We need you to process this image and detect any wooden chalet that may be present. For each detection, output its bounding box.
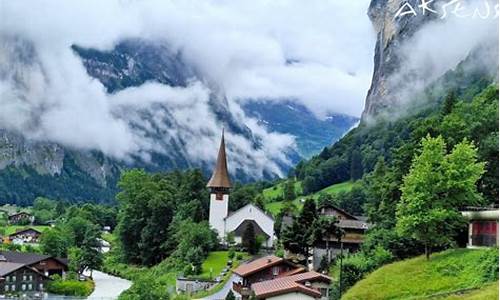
[233,255,304,299]
[7,212,33,225]
[8,228,42,245]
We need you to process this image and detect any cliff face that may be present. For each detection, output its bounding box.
[362,0,434,119]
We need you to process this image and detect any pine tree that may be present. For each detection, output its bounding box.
[242,223,257,254]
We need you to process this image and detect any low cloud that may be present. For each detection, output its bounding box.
[0,0,375,177]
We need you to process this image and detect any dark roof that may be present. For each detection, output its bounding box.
[234,255,297,277]
[207,129,232,188]
[8,211,32,217]
[252,271,332,299]
[338,219,370,230]
[0,262,25,276]
[0,251,53,266]
[9,228,42,237]
[318,204,359,220]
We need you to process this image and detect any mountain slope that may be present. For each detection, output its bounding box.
[242,101,358,158]
[343,248,498,300]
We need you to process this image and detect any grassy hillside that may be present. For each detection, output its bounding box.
[343,248,498,300]
[445,282,498,299]
[263,181,354,215]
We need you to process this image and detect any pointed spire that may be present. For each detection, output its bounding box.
[207,128,232,188]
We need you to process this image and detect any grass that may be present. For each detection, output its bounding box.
[264,181,354,216]
[342,248,498,300]
[444,282,499,299]
[192,252,250,299]
[199,251,232,280]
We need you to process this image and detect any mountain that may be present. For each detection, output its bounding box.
[242,100,358,158]
[0,37,357,204]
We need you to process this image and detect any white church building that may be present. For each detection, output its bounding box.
[207,131,275,248]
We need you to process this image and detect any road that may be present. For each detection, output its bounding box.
[86,270,132,299]
[199,274,237,300]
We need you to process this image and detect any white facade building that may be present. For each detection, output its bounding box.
[207,130,275,247]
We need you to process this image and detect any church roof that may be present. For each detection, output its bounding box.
[207,129,232,188]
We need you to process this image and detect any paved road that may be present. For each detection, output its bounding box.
[199,274,236,300]
[87,271,132,299]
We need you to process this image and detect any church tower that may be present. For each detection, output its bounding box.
[207,129,232,241]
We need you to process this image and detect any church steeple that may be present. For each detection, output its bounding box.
[207,129,232,189]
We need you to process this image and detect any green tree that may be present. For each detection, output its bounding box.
[396,135,485,259]
[242,223,258,255]
[40,227,72,257]
[349,149,363,180]
[225,290,236,300]
[283,180,296,201]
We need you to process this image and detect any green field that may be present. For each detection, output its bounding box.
[263,180,303,201]
[343,248,499,300]
[264,181,354,216]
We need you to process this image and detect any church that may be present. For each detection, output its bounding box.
[207,131,275,248]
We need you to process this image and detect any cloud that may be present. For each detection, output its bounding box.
[384,0,499,111]
[0,0,375,177]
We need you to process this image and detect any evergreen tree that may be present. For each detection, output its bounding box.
[442,90,456,115]
[242,223,258,255]
[226,290,236,300]
[349,149,363,180]
[283,180,296,201]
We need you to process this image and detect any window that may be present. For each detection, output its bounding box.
[22,284,26,291]
[23,275,27,281]
[29,275,33,281]
[272,266,280,276]
[28,283,32,290]
[11,285,15,291]
[12,276,16,282]
[4,285,9,292]
[320,288,328,297]
[39,283,44,290]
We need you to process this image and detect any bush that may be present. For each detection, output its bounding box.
[47,278,94,296]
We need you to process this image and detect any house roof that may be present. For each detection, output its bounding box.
[0,251,67,268]
[207,129,232,188]
[8,211,32,217]
[338,219,370,230]
[319,204,359,220]
[9,228,42,237]
[0,262,25,276]
[251,271,332,299]
[234,255,293,277]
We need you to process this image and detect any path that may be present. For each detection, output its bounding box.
[199,274,237,300]
[86,270,132,299]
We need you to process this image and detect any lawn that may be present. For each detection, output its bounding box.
[199,251,250,280]
[342,248,498,300]
[444,281,499,299]
[3,225,50,235]
[264,181,354,216]
[262,180,303,202]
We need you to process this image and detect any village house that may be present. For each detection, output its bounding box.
[461,206,499,248]
[208,130,275,247]
[8,228,42,245]
[312,204,370,270]
[0,251,68,297]
[232,255,305,299]
[7,212,34,225]
[251,271,332,300]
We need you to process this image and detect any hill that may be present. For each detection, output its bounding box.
[343,248,499,300]
[263,181,354,216]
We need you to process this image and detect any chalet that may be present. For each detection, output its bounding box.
[0,251,68,277]
[251,271,332,300]
[8,228,42,245]
[461,206,499,248]
[0,251,68,297]
[233,255,304,299]
[312,204,370,270]
[7,212,34,225]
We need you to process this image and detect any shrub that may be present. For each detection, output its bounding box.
[47,279,94,296]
